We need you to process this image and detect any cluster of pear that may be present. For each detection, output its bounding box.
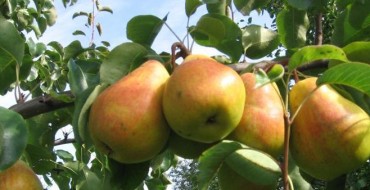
[0,160,43,190]
[88,55,284,163]
[88,54,370,188]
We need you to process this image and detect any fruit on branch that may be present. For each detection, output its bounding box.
[0,160,43,190]
[163,55,246,143]
[168,131,216,159]
[88,60,170,164]
[228,73,285,158]
[289,77,370,180]
[218,163,277,190]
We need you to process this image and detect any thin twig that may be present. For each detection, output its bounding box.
[54,138,76,146]
[314,13,323,45]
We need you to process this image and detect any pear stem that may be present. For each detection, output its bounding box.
[171,42,191,70]
[282,113,292,190]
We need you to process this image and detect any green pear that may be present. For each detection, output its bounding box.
[168,131,216,159]
[0,160,43,190]
[162,56,246,143]
[228,73,285,158]
[218,163,277,190]
[289,77,370,180]
[89,60,171,164]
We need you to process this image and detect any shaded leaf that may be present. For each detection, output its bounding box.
[108,159,150,190]
[332,0,370,46]
[342,41,370,64]
[277,7,309,49]
[72,11,89,19]
[198,140,247,190]
[286,0,312,10]
[317,62,370,96]
[64,40,91,62]
[72,30,86,36]
[96,23,102,36]
[233,0,270,15]
[77,84,107,145]
[224,148,281,186]
[25,144,56,174]
[100,42,148,84]
[0,107,28,171]
[206,0,227,15]
[242,25,279,59]
[288,45,347,71]
[186,0,203,17]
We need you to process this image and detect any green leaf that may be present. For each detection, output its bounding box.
[317,62,370,96]
[185,0,203,17]
[288,155,313,189]
[72,11,89,19]
[224,148,281,186]
[97,6,113,14]
[286,0,312,10]
[56,150,74,162]
[242,25,279,59]
[276,7,309,49]
[100,42,148,85]
[64,40,91,62]
[255,64,285,88]
[44,5,57,26]
[332,1,370,46]
[198,140,247,190]
[108,159,150,190]
[233,0,270,16]
[25,144,56,174]
[76,84,107,145]
[127,15,165,47]
[190,14,243,62]
[72,30,86,36]
[0,107,28,171]
[342,41,370,64]
[206,0,227,15]
[288,45,348,71]
[0,17,25,93]
[68,59,88,95]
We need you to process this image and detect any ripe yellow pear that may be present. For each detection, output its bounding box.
[163,56,246,143]
[218,163,277,190]
[289,77,370,180]
[228,73,285,158]
[0,160,43,190]
[89,60,170,164]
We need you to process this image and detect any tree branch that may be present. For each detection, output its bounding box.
[9,91,75,119]
[54,138,76,146]
[315,13,323,45]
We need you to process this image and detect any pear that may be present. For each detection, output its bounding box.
[162,56,246,143]
[228,73,285,158]
[0,160,43,190]
[88,60,170,164]
[289,77,370,180]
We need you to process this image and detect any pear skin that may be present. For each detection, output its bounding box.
[0,160,43,190]
[289,77,370,180]
[88,60,170,164]
[163,58,245,143]
[228,73,285,158]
